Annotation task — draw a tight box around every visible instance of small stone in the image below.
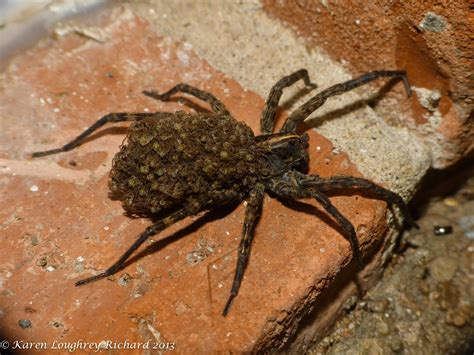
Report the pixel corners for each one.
[389,338,403,352]
[357,339,384,355]
[376,318,390,335]
[442,197,459,207]
[436,282,460,310]
[343,295,357,312]
[36,256,47,267]
[175,301,188,315]
[368,299,389,313]
[30,235,39,246]
[429,256,457,282]
[412,87,441,111]
[19,319,32,328]
[396,321,422,345]
[418,280,430,295]
[433,225,453,236]
[419,12,447,33]
[118,273,131,286]
[445,309,466,328]
[459,215,474,239]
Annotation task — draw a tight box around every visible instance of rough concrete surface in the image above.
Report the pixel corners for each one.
[309,172,474,354]
[0,1,431,352]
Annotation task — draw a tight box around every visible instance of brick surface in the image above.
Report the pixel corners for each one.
[1,10,396,352]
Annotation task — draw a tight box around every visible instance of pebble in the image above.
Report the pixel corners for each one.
[36,256,48,267]
[433,225,453,236]
[396,321,422,345]
[442,197,459,207]
[459,215,474,239]
[343,295,358,312]
[428,256,458,282]
[368,299,389,313]
[118,273,131,286]
[30,235,39,246]
[175,301,188,315]
[436,282,460,310]
[418,280,430,296]
[419,12,447,33]
[19,319,32,328]
[389,338,403,352]
[445,309,466,328]
[357,339,384,355]
[375,318,390,335]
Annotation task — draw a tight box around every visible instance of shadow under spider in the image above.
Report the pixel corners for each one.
[277,197,363,248]
[119,202,240,271]
[278,198,342,231]
[304,77,404,128]
[323,188,406,230]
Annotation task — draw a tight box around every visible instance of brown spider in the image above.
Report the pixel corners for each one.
[32,69,418,316]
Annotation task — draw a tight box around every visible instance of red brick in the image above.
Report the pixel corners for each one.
[0,12,393,352]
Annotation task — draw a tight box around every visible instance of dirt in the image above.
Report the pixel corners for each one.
[310,165,474,354]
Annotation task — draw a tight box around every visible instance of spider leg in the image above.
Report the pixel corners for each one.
[281,70,412,132]
[301,175,419,229]
[31,112,158,158]
[75,204,195,286]
[222,185,265,316]
[309,189,364,269]
[143,84,230,116]
[266,172,364,269]
[260,69,316,134]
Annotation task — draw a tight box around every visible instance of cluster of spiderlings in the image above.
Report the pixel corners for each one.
[109,111,264,216]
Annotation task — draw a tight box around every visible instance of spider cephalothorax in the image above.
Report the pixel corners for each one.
[32,69,418,316]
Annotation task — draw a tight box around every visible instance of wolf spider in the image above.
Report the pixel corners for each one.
[32,69,417,316]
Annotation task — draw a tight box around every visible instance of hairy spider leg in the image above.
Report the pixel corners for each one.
[309,189,364,269]
[75,205,194,286]
[260,69,316,135]
[265,172,364,269]
[281,70,412,133]
[222,185,265,316]
[31,112,158,158]
[301,174,419,229]
[143,83,231,116]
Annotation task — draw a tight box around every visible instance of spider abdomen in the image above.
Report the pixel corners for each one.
[109,111,263,216]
